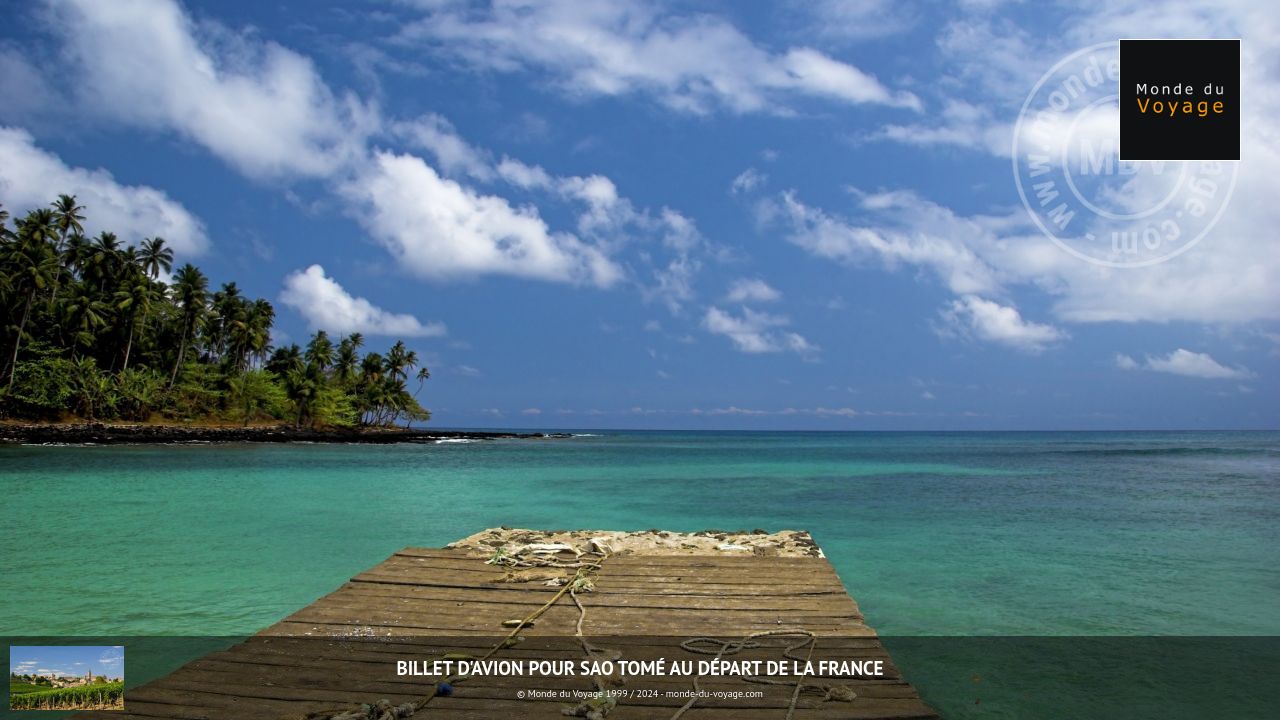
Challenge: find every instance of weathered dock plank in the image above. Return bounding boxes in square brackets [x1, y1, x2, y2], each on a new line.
[73, 533, 938, 719]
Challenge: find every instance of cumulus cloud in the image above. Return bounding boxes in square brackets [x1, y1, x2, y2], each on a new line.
[46, 0, 374, 180]
[31, 0, 710, 298]
[725, 278, 781, 303]
[1118, 348, 1254, 380]
[939, 295, 1067, 353]
[0, 126, 208, 255]
[341, 151, 623, 286]
[393, 0, 919, 114]
[493, 157, 712, 309]
[703, 306, 817, 356]
[279, 264, 446, 337]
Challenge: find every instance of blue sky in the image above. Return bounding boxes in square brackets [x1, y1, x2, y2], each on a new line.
[9, 646, 123, 679]
[0, 0, 1275, 430]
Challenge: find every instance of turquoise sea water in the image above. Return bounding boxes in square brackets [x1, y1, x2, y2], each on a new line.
[2, 431, 1278, 717]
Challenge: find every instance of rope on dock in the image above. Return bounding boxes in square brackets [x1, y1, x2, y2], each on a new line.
[669, 629, 857, 720]
[559, 577, 623, 719]
[297, 546, 611, 720]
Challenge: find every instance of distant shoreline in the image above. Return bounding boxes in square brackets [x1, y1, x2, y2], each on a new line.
[0, 422, 569, 445]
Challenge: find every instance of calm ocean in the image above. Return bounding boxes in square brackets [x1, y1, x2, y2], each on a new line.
[3, 430, 1277, 717]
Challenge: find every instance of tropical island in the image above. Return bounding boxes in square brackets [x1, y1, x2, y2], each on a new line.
[0, 194, 553, 444]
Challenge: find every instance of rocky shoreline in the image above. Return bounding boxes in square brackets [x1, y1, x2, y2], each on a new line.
[0, 422, 571, 445]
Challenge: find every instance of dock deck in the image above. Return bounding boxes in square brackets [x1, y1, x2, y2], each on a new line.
[74, 531, 938, 719]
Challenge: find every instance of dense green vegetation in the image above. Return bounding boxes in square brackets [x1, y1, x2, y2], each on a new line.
[0, 195, 429, 427]
[8, 680, 124, 710]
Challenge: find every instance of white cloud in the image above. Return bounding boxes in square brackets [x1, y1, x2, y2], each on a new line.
[393, 113, 493, 180]
[869, 98, 1013, 156]
[725, 278, 781, 303]
[782, 332, 819, 355]
[394, 0, 919, 115]
[341, 150, 623, 286]
[788, 0, 916, 41]
[730, 168, 766, 194]
[435, 152, 710, 305]
[703, 306, 818, 356]
[0, 126, 208, 255]
[777, 183, 1280, 326]
[699, 406, 770, 416]
[36, 0, 712, 302]
[692, 405, 898, 418]
[521, 407, 542, 415]
[940, 295, 1067, 353]
[1119, 348, 1255, 380]
[47, 0, 374, 180]
[455, 364, 481, 377]
[780, 190, 1000, 296]
[833, 0, 1280, 331]
[279, 264, 446, 337]
[779, 48, 920, 110]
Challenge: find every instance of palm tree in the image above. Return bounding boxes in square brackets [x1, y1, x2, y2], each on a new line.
[333, 335, 361, 387]
[49, 195, 85, 298]
[283, 366, 319, 428]
[244, 299, 275, 370]
[304, 330, 334, 372]
[4, 210, 59, 390]
[169, 263, 208, 386]
[61, 287, 109, 359]
[138, 237, 173, 280]
[114, 270, 157, 371]
[414, 366, 430, 397]
[356, 352, 385, 425]
[63, 233, 92, 277]
[208, 282, 242, 363]
[266, 343, 303, 377]
[385, 340, 418, 382]
[51, 195, 85, 248]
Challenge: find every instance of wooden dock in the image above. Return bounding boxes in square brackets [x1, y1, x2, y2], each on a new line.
[74, 532, 938, 719]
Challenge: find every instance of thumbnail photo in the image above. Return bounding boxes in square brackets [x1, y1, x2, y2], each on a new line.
[8, 646, 124, 711]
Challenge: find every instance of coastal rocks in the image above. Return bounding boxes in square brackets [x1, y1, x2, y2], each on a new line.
[0, 422, 563, 445]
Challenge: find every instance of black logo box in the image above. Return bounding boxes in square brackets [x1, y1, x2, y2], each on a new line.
[1120, 39, 1240, 161]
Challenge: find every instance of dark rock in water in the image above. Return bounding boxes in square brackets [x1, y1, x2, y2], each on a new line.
[0, 423, 562, 446]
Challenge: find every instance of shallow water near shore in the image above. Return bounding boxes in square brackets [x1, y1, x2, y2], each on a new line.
[3, 430, 1278, 716]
